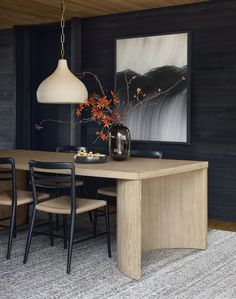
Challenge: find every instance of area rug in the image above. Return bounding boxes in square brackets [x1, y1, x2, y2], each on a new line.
[0, 215, 235, 299]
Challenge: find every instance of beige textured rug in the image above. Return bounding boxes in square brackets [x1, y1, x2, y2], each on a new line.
[0, 215, 236, 299]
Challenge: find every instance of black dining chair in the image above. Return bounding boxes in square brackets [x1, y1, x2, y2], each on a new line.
[56, 145, 86, 153]
[28, 146, 86, 192]
[0, 157, 49, 259]
[56, 145, 87, 198]
[94, 150, 163, 233]
[56, 145, 91, 225]
[96, 149, 162, 199]
[28, 146, 89, 229]
[38, 145, 86, 191]
[24, 160, 111, 274]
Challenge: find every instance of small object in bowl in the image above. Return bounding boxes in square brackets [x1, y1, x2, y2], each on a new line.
[74, 151, 107, 164]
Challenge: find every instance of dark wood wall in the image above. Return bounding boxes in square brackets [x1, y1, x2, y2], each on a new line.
[14, 22, 84, 151]
[0, 29, 16, 149]
[81, 0, 236, 221]
[1, 0, 236, 221]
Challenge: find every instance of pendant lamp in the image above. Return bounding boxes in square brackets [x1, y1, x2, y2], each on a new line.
[36, 0, 88, 104]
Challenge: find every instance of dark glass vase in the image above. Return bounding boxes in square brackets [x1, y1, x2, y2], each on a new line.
[109, 123, 131, 161]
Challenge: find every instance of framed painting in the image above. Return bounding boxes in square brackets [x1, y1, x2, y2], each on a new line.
[115, 31, 191, 143]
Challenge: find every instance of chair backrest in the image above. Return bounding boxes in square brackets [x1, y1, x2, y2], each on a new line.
[131, 149, 162, 159]
[56, 145, 86, 153]
[0, 157, 17, 204]
[29, 160, 77, 212]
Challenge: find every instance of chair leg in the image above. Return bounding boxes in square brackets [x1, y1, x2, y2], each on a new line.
[48, 213, 54, 246]
[23, 207, 37, 264]
[7, 203, 16, 259]
[13, 210, 17, 238]
[93, 210, 98, 237]
[26, 204, 30, 225]
[104, 205, 111, 258]
[55, 215, 60, 231]
[55, 187, 60, 231]
[67, 213, 76, 274]
[63, 215, 67, 249]
[88, 212, 93, 223]
[82, 180, 92, 223]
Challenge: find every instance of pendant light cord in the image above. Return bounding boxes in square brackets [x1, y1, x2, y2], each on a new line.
[60, 0, 65, 59]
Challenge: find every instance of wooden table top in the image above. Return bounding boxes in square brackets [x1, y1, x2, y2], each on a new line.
[0, 149, 208, 180]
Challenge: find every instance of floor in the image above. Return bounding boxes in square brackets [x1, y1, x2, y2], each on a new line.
[1, 218, 235, 231]
[208, 219, 236, 232]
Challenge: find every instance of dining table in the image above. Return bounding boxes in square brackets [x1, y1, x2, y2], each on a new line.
[0, 149, 208, 280]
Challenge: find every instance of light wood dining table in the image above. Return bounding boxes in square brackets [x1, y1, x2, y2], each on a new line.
[0, 149, 208, 280]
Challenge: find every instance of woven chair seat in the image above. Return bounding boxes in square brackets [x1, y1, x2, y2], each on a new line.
[97, 186, 117, 197]
[36, 196, 106, 215]
[0, 190, 49, 206]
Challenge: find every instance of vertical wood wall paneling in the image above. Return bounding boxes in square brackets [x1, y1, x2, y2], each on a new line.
[81, 0, 236, 222]
[70, 18, 82, 146]
[0, 29, 15, 149]
[15, 26, 32, 149]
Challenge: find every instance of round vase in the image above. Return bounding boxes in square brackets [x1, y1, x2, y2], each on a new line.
[109, 123, 131, 161]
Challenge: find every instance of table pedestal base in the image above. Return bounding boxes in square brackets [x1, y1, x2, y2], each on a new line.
[117, 168, 208, 280]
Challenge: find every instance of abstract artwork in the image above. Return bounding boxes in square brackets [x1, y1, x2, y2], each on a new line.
[115, 32, 190, 143]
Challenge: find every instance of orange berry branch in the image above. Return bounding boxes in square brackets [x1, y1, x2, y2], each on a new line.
[74, 72, 123, 141]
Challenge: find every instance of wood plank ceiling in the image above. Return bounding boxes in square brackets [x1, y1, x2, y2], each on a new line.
[0, 0, 209, 30]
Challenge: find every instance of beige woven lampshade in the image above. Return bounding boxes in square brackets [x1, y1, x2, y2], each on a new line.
[36, 59, 88, 104]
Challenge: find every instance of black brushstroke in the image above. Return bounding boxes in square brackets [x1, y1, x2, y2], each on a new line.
[116, 65, 187, 102]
